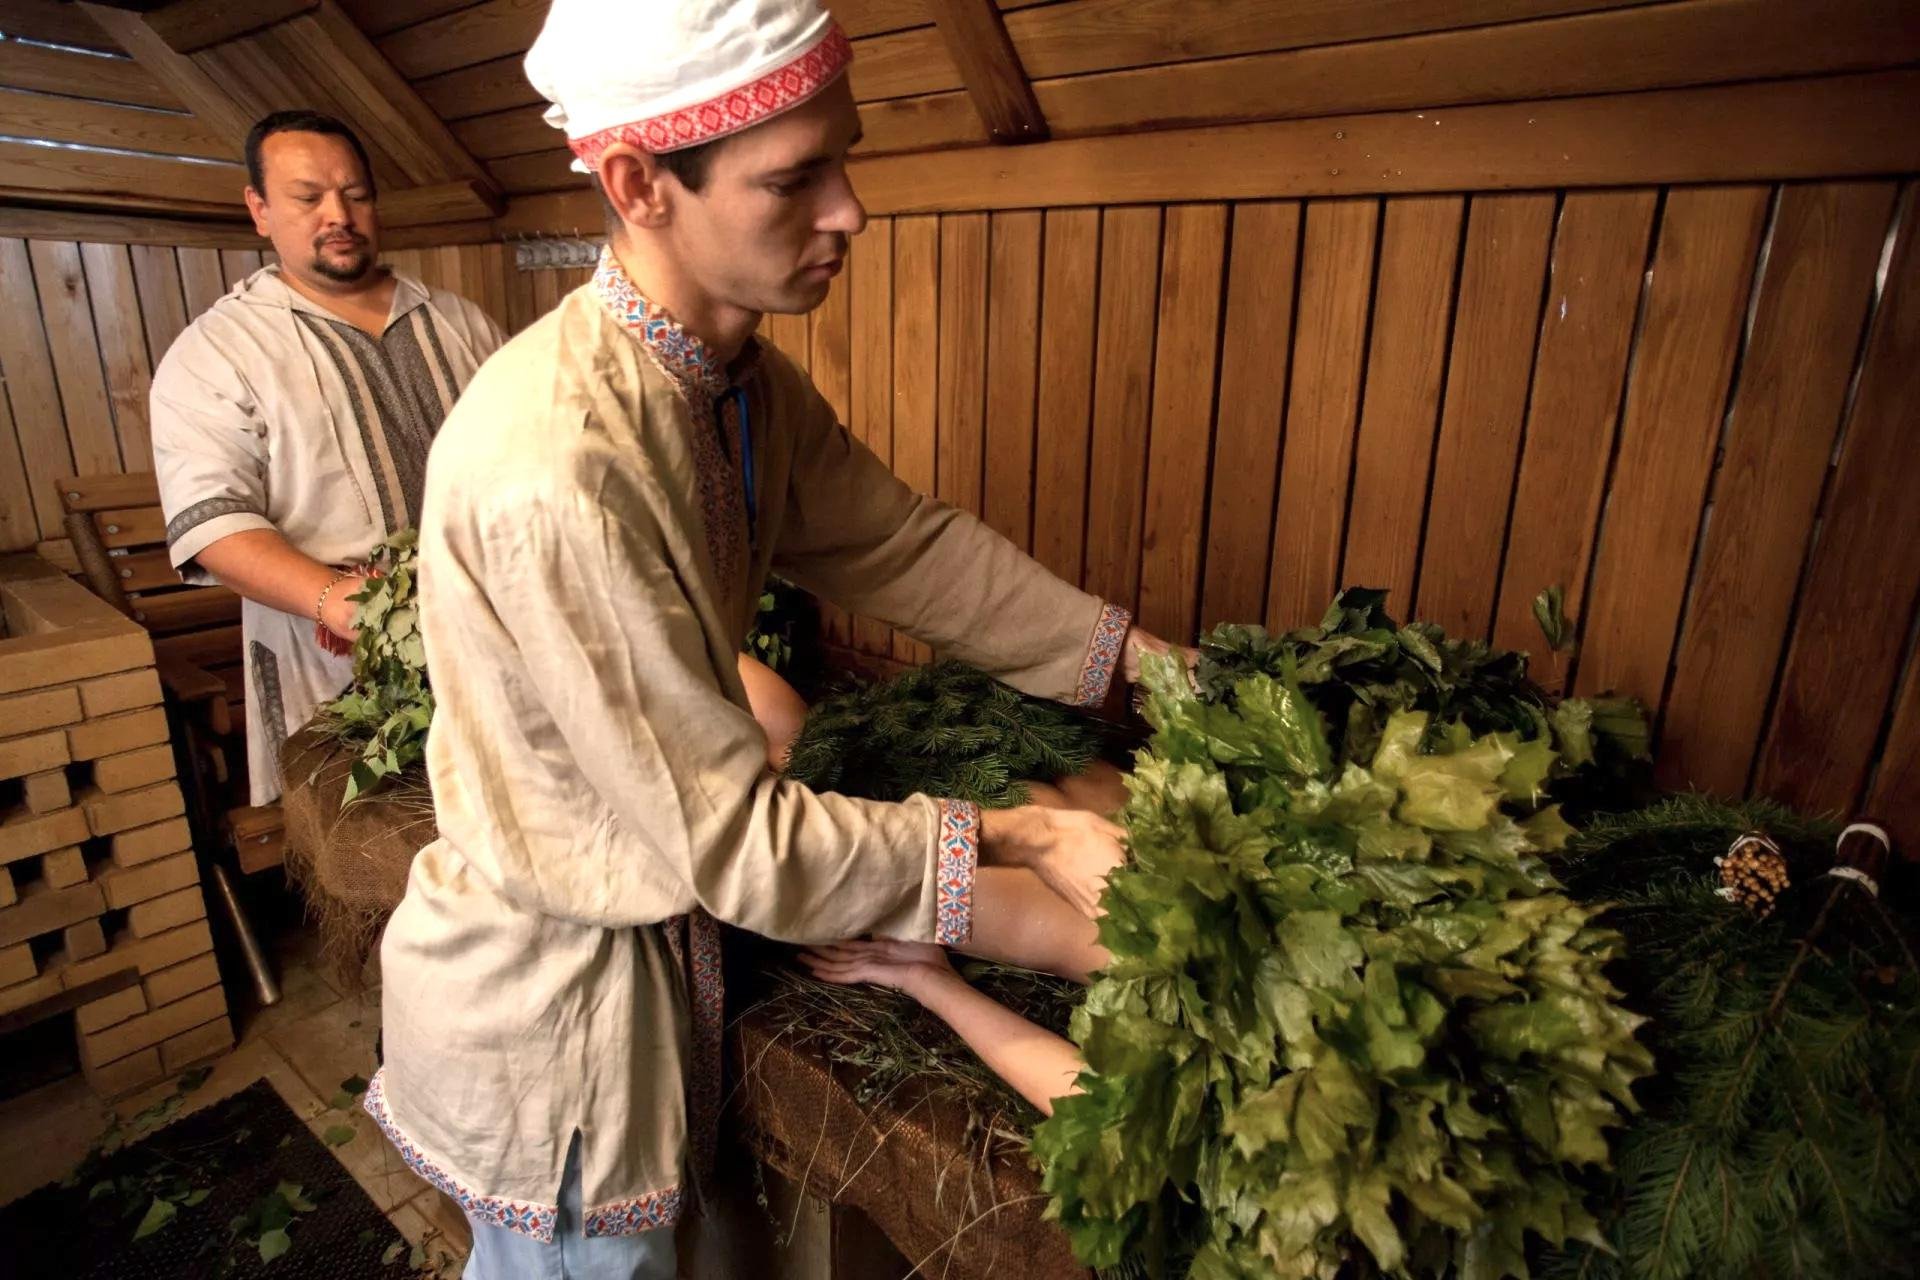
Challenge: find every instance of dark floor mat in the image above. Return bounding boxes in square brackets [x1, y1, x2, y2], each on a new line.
[0, 1078, 415, 1279]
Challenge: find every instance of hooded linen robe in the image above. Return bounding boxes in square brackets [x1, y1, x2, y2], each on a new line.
[150, 268, 505, 804]
[365, 250, 1129, 1239]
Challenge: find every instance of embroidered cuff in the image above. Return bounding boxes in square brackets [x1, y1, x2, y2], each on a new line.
[1071, 602, 1132, 707]
[934, 799, 981, 946]
[166, 504, 274, 585]
[363, 1069, 561, 1242]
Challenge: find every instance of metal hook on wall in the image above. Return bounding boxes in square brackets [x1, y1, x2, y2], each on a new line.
[512, 228, 603, 273]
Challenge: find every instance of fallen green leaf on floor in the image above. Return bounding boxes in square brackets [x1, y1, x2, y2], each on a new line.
[322, 1125, 356, 1147]
[133, 1196, 177, 1239]
[275, 1181, 316, 1212]
[341, 1074, 369, 1095]
[382, 1239, 406, 1264]
[257, 1226, 292, 1263]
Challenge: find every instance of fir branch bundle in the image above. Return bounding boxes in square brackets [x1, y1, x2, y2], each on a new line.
[1540, 798, 1920, 1280]
[782, 660, 1107, 808]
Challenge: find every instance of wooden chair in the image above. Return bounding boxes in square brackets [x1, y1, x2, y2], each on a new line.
[55, 473, 286, 877]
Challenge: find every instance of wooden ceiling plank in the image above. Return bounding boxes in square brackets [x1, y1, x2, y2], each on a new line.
[282, 1, 502, 196]
[450, 103, 558, 160]
[144, 0, 320, 55]
[487, 148, 580, 196]
[191, 32, 416, 190]
[927, 0, 1045, 143]
[1028, 0, 1920, 142]
[0, 40, 179, 111]
[416, 53, 540, 121]
[1002, 0, 1655, 84]
[841, 71, 1920, 214]
[377, 178, 501, 226]
[77, 3, 261, 145]
[856, 90, 987, 154]
[337, 0, 483, 40]
[0, 139, 244, 207]
[848, 26, 962, 101]
[378, 0, 545, 82]
[0, 0, 123, 53]
[0, 88, 230, 161]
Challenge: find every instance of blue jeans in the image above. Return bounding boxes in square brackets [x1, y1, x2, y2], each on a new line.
[462, 1134, 676, 1280]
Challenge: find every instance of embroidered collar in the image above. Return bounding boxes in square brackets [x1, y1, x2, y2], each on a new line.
[594, 246, 747, 400]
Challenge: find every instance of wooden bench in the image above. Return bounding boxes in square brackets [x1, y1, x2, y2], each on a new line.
[55, 472, 285, 876]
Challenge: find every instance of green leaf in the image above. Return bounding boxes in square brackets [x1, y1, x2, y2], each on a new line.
[133, 1196, 178, 1239]
[185, 1188, 212, 1207]
[382, 1239, 407, 1265]
[323, 1124, 357, 1148]
[258, 1226, 292, 1263]
[1533, 585, 1572, 651]
[276, 1180, 316, 1213]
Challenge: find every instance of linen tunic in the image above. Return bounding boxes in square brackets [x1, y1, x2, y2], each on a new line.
[151, 268, 505, 803]
[366, 250, 1130, 1239]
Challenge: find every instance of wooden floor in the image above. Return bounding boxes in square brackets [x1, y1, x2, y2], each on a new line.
[0, 925, 472, 1274]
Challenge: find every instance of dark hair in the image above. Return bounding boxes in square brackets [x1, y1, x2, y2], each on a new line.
[244, 110, 376, 197]
[656, 139, 719, 193]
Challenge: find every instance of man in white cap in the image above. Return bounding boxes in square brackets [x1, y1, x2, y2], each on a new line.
[364, 2, 1184, 1274]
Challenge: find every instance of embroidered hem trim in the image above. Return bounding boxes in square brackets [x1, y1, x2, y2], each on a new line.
[580, 1185, 687, 1238]
[934, 799, 980, 946]
[362, 1070, 565, 1242]
[568, 25, 852, 167]
[1072, 603, 1132, 708]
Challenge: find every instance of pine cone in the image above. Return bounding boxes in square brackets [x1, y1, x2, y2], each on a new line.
[1716, 832, 1790, 916]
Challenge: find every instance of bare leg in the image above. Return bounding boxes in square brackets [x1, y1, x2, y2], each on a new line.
[1053, 759, 1128, 816]
[962, 866, 1108, 983]
[738, 654, 808, 769]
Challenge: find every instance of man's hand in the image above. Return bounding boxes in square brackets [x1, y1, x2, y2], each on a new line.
[981, 806, 1126, 920]
[319, 574, 368, 641]
[1123, 627, 1198, 686]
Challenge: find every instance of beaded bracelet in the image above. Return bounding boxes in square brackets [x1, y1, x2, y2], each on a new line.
[314, 571, 352, 626]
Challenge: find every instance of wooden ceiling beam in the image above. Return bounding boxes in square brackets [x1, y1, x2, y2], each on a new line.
[280, 1, 503, 198]
[144, 0, 319, 55]
[926, 0, 1046, 143]
[77, 3, 263, 148]
[843, 71, 1920, 214]
[378, 178, 502, 226]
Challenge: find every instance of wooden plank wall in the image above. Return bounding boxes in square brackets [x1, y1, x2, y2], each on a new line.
[755, 182, 1919, 845]
[0, 237, 531, 555]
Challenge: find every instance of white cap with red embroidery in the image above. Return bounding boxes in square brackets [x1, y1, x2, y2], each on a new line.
[525, 0, 854, 175]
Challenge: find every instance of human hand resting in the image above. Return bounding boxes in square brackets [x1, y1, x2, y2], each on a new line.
[1122, 626, 1199, 686]
[799, 939, 960, 1001]
[981, 806, 1126, 920]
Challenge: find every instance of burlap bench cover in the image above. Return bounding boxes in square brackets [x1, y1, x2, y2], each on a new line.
[279, 723, 436, 986]
[278, 724, 1087, 1277]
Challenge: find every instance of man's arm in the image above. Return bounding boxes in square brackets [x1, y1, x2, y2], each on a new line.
[151, 324, 366, 640]
[194, 529, 365, 641]
[770, 368, 1134, 708]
